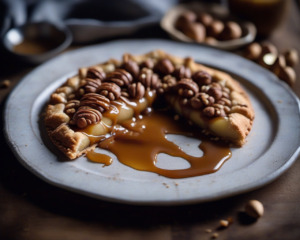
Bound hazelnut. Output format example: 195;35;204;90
219;21;242;40
0;79;10;88
259;53;277;69
257;42;278;68
245;200;264;219
207;20;224;38
175;11;197;30
243;43;262;60
284;49;299;67
212;233;219;238
279;66;296;87
271;54;286;76
204;37;218;46
260;42;278;57
196;13;213;27
220;220;229;227
182;22;206;43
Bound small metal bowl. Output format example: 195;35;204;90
3;21;72;64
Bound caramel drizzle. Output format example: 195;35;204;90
86;151;112;167
76;91;231;179
98;111;231;179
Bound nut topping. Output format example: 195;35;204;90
155;59;175;75
98;82;121;101
192;71;212;86
203;106;226;118
72;106;102;128
207;87;223;101
138;68;160;90
176;78;199;98
64;100;80;118
128;82;145;99
77;78;102;96
158;75;177;94
173;66;192;80
80;93;110;112
191;92;215;108
121;59;140;79
105;69;133;87
86;68;106;81
140;58;154;69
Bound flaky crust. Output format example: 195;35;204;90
45;50;254;159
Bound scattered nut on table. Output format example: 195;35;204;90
220;220;229;227
212;232;219;238
1;79;10;88
245;200;264;218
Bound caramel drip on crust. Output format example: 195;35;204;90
86;151;112;167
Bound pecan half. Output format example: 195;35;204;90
80;93;110;112
121;59;140;79
72;106;102;128
77;78;102;96
98;82;121;101
140;58;154;69
86;68;106;81
176;78;199;98
105;69;133;87
128;82;145;99
158;75;177;94
138;68;160;90
192;71;212;86
64;100;80;118
173;66;191;80
154;59;175;75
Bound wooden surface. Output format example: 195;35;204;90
1;2;300;240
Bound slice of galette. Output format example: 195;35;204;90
45;50;254;159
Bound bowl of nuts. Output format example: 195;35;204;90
161;2;256;50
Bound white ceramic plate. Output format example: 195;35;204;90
4;39;300;205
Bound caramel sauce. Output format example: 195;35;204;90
13;38;61;55
98;111;231;178
76;92;231;178
86;151;112;167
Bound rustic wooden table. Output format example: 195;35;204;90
1;3;299;240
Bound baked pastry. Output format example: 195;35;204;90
45;50;254;160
